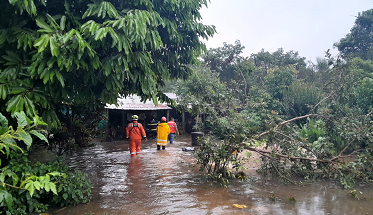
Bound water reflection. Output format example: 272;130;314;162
49;136;373;215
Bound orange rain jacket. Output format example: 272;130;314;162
156;122;170;146
126;121;146;140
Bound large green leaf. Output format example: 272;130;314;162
6;95;24;113
36;19;54;33
50;36;59;57
2;51;22;65
34;34;50;53
60;15;66;30
0;112;9;135
13;111;28;127
0;190;13;208
0;85;7;100
30;130;48;143
24;96;36;116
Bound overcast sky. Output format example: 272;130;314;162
200;0;373;62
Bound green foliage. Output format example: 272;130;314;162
55;103;104;147
288;196;296;203
203;40;245;81
0;153;91;214
52;172;92;207
283;81;322;117
268;192;278;201
177;34;373;189
1;0;215;128
335;9;373;60
47;126;75;156
0;152;64;214
176;65;231;116
298;118;326;144
0;111;48;164
0;111;90;214
251;48;307;71
249;48;307;87
256;108;373;188
202;40;254;98
337;153;373;189
211;110;268;141
298;118;333;160
264;66;297;101
194;136;246;187
356;78;373;113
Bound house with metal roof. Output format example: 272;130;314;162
104;94;180;139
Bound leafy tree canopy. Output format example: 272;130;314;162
335;9;373;60
201;40;254;99
250;48;307;71
264;66;298;101
0;0;215;127
203;40;244;72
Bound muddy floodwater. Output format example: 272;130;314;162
42;135;373;215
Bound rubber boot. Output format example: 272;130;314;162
157;145;160;150
162;146;166;150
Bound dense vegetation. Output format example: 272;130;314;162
173;10;373;188
0;0;214;214
2;0;373;212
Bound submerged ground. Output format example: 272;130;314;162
35;135;373;215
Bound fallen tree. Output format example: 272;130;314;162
245;110;373;188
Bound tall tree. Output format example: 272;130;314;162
0;0;215;126
249;48;307;86
202;40;254;99
335;9;373;60
250;48;306;71
202;40;246;82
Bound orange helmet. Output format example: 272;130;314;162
161;117;167;122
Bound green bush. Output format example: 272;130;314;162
0;152;91;214
195;136;246;187
283;82;322;117
53;172;92;207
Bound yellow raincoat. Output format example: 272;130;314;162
156;122;170;146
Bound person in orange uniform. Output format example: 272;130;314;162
156;117;170;150
167;117;179;144
126;115;147;156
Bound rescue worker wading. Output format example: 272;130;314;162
126;115;146;156
147;118;158;139
167;117;179;144
156;117;170;150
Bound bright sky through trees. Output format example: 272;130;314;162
200;0;373;62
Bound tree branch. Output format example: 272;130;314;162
311;87;340;113
270;161;296;184
245;146;336;164
330;110;373;161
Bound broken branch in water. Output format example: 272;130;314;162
245;146;337;164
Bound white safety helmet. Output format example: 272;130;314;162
131;115;139;121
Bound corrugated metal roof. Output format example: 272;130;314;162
105;95;172;110
164;92;177;100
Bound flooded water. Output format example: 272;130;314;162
43;135;373;215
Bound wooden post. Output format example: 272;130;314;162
167;109;170;121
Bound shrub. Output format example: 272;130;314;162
52;172;92;207
195;136;247;186
1;152;91;214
